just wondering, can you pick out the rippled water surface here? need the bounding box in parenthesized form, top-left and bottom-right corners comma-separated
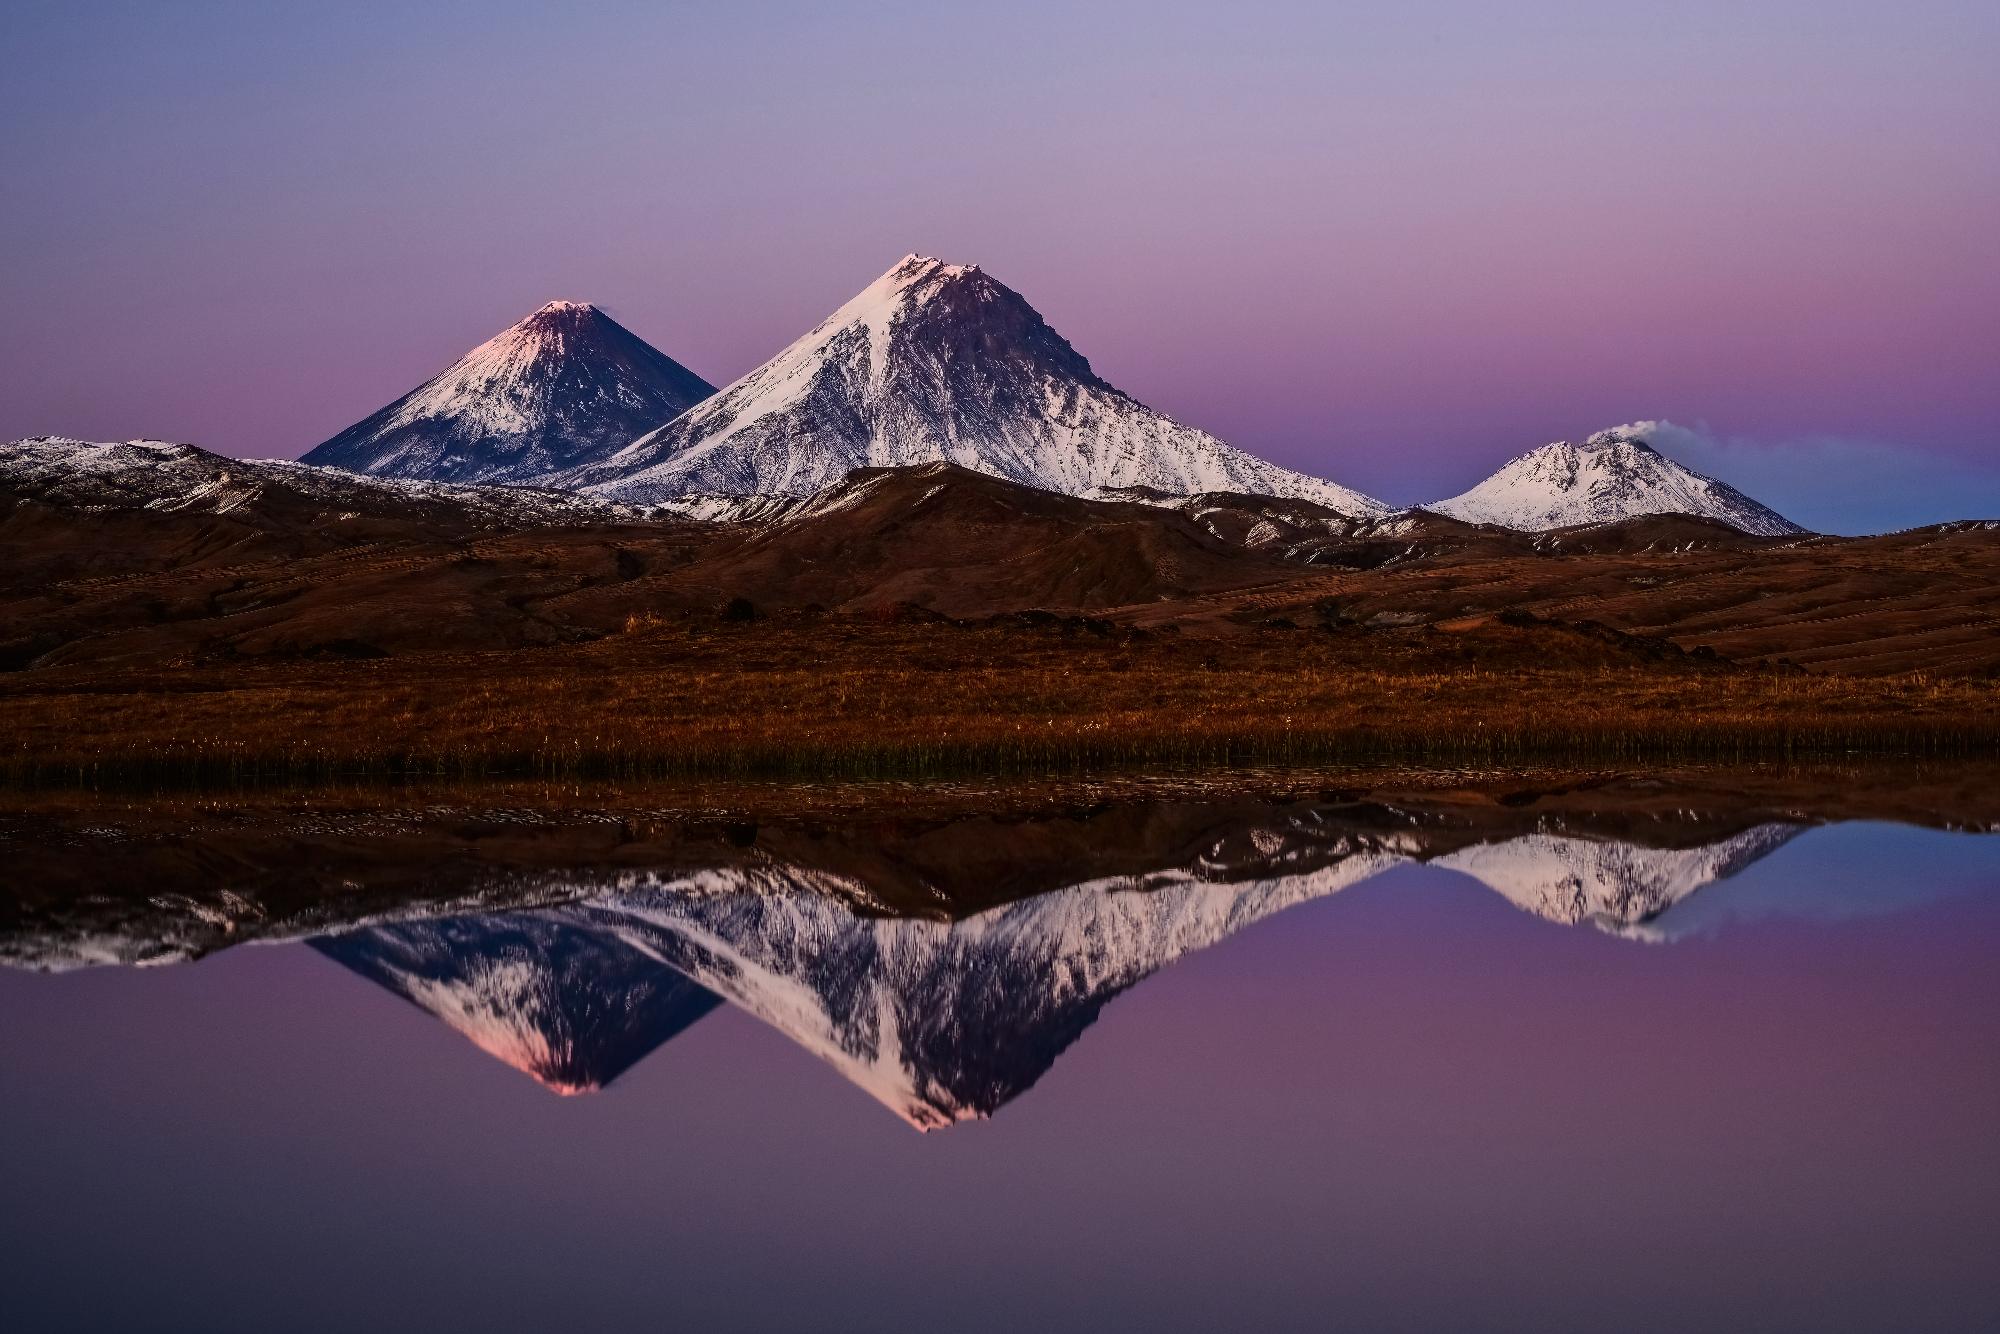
(3, 780, 1997, 1333)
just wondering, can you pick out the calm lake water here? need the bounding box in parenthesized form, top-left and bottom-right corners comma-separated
(3, 788, 1997, 1333)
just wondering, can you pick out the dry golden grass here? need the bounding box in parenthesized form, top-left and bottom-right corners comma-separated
(3, 616, 1996, 785)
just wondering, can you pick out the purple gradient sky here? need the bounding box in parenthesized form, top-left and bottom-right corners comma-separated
(3, 1, 1996, 529)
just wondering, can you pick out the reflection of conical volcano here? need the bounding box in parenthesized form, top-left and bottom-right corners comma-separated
(560, 851, 1405, 1128)
(297, 817, 1818, 1124)
(310, 915, 720, 1095)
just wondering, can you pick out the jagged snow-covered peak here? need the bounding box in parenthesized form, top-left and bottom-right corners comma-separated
(1, 434, 645, 529)
(551, 255, 1386, 515)
(1429, 427, 1805, 536)
(301, 301, 715, 485)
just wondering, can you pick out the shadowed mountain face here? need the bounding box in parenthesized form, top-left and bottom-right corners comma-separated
(303, 302, 715, 485)
(311, 917, 721, 1095)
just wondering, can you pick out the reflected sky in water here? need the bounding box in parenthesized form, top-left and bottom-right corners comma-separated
(1, 815, 1996, 1333)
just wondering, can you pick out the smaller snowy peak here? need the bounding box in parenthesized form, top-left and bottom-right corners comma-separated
(1429, 426, 1805, 537)
(1436, 824, 1807, 934)
(301, 301, 715, 486)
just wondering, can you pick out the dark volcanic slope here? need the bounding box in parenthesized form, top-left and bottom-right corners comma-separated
(0, 436, 701, 666)
(303, 301, 715, 485)
(561, 462, 1304, 620)
(1529, 512, 1782, 556)
(0, 452, 1297, 667)
(1214, 519, 2000, 675)
(0, 436, 644, 580)
(1147, 492, 1536, 567)
(5, 442, 1998, 676)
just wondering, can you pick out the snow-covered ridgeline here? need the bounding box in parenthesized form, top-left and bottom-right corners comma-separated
(2, 435, 644, 528)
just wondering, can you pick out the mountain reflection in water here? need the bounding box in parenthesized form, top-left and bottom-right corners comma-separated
(9, 776, 1989, 1129)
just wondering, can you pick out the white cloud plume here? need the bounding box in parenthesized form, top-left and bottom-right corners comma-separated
(1579, 419, 1999, 536)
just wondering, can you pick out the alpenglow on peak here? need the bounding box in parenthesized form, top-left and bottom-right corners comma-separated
(302, 301, 715, 486)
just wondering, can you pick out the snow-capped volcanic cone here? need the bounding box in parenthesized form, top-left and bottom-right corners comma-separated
(1429, 427, 1805, 536)
(303, 301, 715, 485)
(554, 255, 1385, 514)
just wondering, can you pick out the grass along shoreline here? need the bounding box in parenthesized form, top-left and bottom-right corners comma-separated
(4, 620, 1995, 787)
